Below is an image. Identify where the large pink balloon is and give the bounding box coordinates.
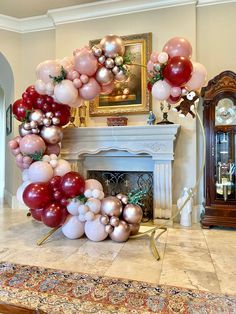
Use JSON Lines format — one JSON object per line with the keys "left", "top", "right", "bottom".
{"left": 19, "top": 134, "right": 46, "bottom": 155}
{"left": 185, "top": 62, "right": 207, "bottom": 90}
{"left": 79, "top": 78, "right": 101, "bottom": 100}
{"left": 53, "top": 159, "right": 72, "bottom": 177}
{"left": 74, "top": 48, "right": 98, "bottom": 77}
{"left": 163, "top": 37, "right": 192, "bottom": 59}
{"left": 36, "top": 60, "right": 61, "bottom": 83}
{"left": 152, "top": 79, "right": 171, "bottom": 100}
{"left": 28, "top": 161, "right": 54, "bottom": 182}
{"left": 45, "top": 143, "right": 60, "bottom": 156}
{"left": 54, "top": 79, "right": 78, "bottom": 105}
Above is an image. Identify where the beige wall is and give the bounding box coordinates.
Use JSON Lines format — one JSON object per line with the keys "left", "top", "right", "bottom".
{"left": 2, "top": 2, "right": 236, "bottom": 208}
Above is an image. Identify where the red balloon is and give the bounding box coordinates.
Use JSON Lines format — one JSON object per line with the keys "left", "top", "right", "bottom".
{"left": 12, "top": 98, "right": 33, "bottom": 121}
{"left": 34, "top": 95, "right": 46, "bottom": 110}
{"left": 41, "top": 202, "right": 67, "bottom": 228}
{"left": 30, "top": 208, "right": 44, "bottom": 221}
{"left": 53, "top": 104, "right": 71, "bottom": 126}
{"left": 163, "top": 56, "right": 193, "bottom": 87}
{"left": 23, "top": 182, "right": 53, "bottom": 209}
{"left": 49, "top": 176, "right": 62, "bottom": 191}
{"left": 60, "top": 171, "right": 85, "bottom": 198}
{"left": 53, "top": 190, "right": 63, "bottom": 201}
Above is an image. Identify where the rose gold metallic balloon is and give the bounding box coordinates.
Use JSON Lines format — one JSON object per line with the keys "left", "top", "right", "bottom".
{"left": 112, "top": 66, "right": 119, "bottom": 75}
{"left": 19, "top": 125, "right": 32, "bottom": 137}
{"left": 100, "top": 215, "right": 109, "bottom": 225}
{"left": 110, "top": 216, "right": 119, "bottom": 227}
{"left": 101, "top": 196, "right": 122, "bottom": 217}
{"left": 30, "top": 121, "right": 38, "bottom": 129}
{"left": 52, "top": 117, "right": 60, "bottom": 125}
{"left": 45, "top": 112, "right": 54, "bottom": 119}
{"left": 43, "top": 118, "right": 51, "bottom": 127}
{"left": 40, "top": 125, "right": 63, "bottom": 144}
{"left": 116, "top": 193, "right": 124, "bottom": 200}
{"left": 29, "top": 109, "right": 44, "bottom": 125}
{"left": 96, "top": 67, "right": 114, "bottom": 85}
{"left": 31, "top": 128, "right": 40, "bottom": 134}
{"left": 105, "top": 58, "right": 115, "bottom": 69}
{"left": 123, "top": 204, "right": 143, "bottom": 224}
{"left": 129, "top": 223, "right": 140, "bottom": 235}
{"left": 115, "top": 56, "right": 123, "bottom": 66}
{"left": 92, "top": 45, "right": 102, "bottom": 57}
{"left": 105, "top": 224, "right": 114, "bottom": 234}
{"left": 115, "top": 70, "right": 127, "bottom": 82}
{"left": 100, "top": 35, "right": 125, "bottom": 58}
{"left": 121, "top": 195, "right": 128, "bottom": 205}
{"left": 110, "top": 220, "right": 130, "bottom": 242}
{"left": 98, "top": 55, "right": 106, "bottom": 64}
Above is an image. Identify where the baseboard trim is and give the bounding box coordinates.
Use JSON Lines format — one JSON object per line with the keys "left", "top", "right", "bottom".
{"left": 4, "top": 189, "right": 27, "bottom": 209}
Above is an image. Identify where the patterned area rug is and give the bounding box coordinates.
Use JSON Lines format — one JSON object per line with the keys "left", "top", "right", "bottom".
{"left": 0, "top": 262, "right": 235, "bottom": 314}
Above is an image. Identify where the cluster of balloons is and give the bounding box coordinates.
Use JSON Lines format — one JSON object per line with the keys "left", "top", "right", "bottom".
{"left": 147, "top": 37, "right": 207, "bottom": 109}
{"left": 34, "top": 34, "right": 128, "bottom": 106}
{"left": 62, "top": 180, "right": 143, "bottom": 243}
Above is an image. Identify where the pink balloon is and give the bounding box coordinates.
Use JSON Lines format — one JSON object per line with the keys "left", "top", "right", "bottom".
{"left": 80, "top": 74, "right": 89, "bottom": 84}
{"left": 152, "top": 80, "right": 171, "bottom": 100}
{"left": 73, "top": 78, "right": 82, "bottom": 89}
{"left": 54, "top": 79, "right": 78, "bottom": 105}
{"left": 19, "top": 134, "right": 46, "bottom": 155}
{"left": 85, "top": 179, "right": 103, "bottom": 191}
{"left": 74, "top": 48, "right": 98, "bottom": 77}
{"left": 8, "top": 140, "right": 18, "bottom": 150}
{"left": 84, "top": 214, "right": 108, "bottom": 241}
{"left": 35, "top": 79, "right": 46, "bottom": 95}
{"left": 150, "top": 52, "right": 159, "bottom": 63}
{"left": 163, "top": 37, "right": 192, "bottom": 59}
{"left": 147, "top": 60, "right": 154, "bottom": 72}
{"left": 36, "top": 60, "right": 61, "bottom": 83}
{"left": 12, "top": 147, "right": 21, "bottom": 156}
{"left": 16, "top": 180, "right": 32, "bottom": 205}
{"left": 79, "top": 77, "right": 101, "bottom": 100}
{"left": 69, "top": 95, "right": 83, "bottom": 108}
{"left": 16, "top": 154, "right": 23, "bottom": 162}
{"left": 170, "top": 86, "right": 181, "bottom": 97}
{"left": 100, "top": 81, "right": 115, "bottom": 95}
{"left": 185, "top": 62, "right": 207, "bottom": 91}
{"left": 45, "top": 144, "right": 61, "bottom": 156}
{"left": 28, "top": 161, "right": 54, "bottom": 182}
{"left": 60, "top": 57, "right": 74, "bottom": 72}
{"left": 62, "top": 215, "right": 85, "bottom": 239}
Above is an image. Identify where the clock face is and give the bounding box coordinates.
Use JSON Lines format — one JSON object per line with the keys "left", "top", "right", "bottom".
{"left": 215, "top": 98, "right": 236, "bottom": 125}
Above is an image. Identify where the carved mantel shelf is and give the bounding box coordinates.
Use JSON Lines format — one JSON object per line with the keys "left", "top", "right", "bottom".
{"left": 61, "top": 124, "right": 180, "bottom": 223}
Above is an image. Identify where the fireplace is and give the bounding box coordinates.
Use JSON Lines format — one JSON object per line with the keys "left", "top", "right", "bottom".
{"left": 61, "top": 125, "right": 180, "bottom": 224}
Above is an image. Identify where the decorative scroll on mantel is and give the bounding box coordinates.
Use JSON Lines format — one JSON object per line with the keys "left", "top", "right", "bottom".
{"left": 61, "top": 124, "right": 180, "bottom": 223}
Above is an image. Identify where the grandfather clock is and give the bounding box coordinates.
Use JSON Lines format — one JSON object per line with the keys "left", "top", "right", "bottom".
{"left": 201, "top": 71, "right": 236, "bottom": 228}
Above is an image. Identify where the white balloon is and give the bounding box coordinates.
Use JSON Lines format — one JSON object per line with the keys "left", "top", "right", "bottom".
{"left": 157, "top": 52, "right": 168, "bottom": 64}
{"left": 78, "top": 204, "right": 89, "bottom": 215}
{"left": 67, "top": 198, "right": 82, "bottom": 216}
{"left": 152, "top": 80, "right": 171, "bottom": 101}
{"left": 78, "top": 214, "right": 86, "bottom": 222}
{"left": 98, "top": 191, "right": 105, "bottom": 200}
{"left": 84, "top": 189, "right": 93, "bottom": 198}
{"left": 62, "top": 215, "right": 85, "bottom": 239}
{"left": 53, "top": 159, "right": 71, "bottom": 177}
{"left": 16, "top": 180, "right": 32, "bottom": 205}
{"left": 34, "top": 79, "right": 46, "bottom": 95}
{"left": 85, "top": 211, "right": 95, "bottom": 221}
{"left": 85, "top": 214, "right": 108, "bottom": 242}
{"left": 86, "top": 198, "right": 101, "bottom": 214}
{"left": 22, "top": 169, "right": 30, "bottom": 182}
{"left": 92, "top": 189, "right": 102, "bottom": 199}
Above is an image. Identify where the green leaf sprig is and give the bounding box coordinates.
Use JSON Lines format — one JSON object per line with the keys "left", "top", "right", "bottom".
{"left": 127, "top": 189, "right": 147, "bottom": 206}
{"left": 50, "top": 66, "right": 67, "bottom": 84}
{"left": 28, "top": 150, "right": 44, "bottom": 161}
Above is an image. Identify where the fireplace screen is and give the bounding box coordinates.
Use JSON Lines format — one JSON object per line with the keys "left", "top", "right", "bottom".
{"left": 88, "top": 171, "right": 153, "bottom": 222}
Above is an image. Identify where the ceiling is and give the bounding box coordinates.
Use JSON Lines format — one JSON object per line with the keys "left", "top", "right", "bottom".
{"left": 0, "top": 0, "right": 103, "bottom": 18}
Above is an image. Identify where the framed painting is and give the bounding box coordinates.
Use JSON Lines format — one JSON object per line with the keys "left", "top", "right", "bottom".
{"left": 6, "top": 104, "right": 12, "bottom": 136}
{"left": 89, "top": 33, "right": 152, "bottom": 116}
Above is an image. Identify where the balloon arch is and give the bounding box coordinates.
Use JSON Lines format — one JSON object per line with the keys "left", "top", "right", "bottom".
{"left": 8, "top": 35, "right": 207, "bottom": 256}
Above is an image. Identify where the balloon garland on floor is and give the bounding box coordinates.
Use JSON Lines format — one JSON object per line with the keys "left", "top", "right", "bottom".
{"left": 9, "top": 35, "right": 207, "bottom": 260}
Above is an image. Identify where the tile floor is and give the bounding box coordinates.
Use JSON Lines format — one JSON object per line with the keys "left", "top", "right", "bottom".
{"left": 0, "top": 204, "right": 236, "bottom": 296}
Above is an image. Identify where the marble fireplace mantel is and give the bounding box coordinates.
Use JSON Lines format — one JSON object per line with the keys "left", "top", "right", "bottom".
{"left": 61, "top": 125, "right": 180, "bottom": 223}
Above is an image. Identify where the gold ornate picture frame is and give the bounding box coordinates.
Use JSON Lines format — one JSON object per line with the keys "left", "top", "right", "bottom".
{"left": 89, "top": 33, "right": 152, "bottom": 116}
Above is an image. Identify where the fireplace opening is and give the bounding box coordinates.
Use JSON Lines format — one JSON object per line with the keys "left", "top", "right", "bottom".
{"left": 88, "top": 171, "right": 153, "bottom": 222}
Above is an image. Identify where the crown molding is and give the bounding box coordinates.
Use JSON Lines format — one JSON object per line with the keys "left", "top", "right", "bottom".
{"left": 48, "top": 0, "right": 196, "bottom": 25}
{"left": 0, "top": 0, "right": 234, "bottom": 33}
{"left": 0, "top": 14, "right": 54, "bottom": 33}
{"left": 197, "top": 0, "right": 235, "bottom": 6}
